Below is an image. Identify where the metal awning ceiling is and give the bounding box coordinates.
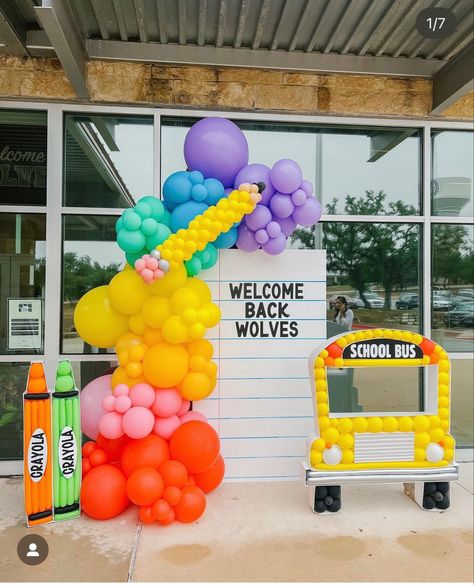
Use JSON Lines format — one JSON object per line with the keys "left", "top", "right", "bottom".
{"left": 1, "top": 0, "right": 473, "bottom": 114}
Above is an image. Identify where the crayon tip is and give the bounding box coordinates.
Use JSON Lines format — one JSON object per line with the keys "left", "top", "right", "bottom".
{"left": 27, "top": 362, "right": 47, "bottom": 394}
{"left": 55, "top": 360, "right": 76, "bottom": 392}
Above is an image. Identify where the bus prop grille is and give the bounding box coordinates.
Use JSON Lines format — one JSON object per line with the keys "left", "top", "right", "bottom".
{"left": 354, "top": 432, "right": 415, "bottom": 463}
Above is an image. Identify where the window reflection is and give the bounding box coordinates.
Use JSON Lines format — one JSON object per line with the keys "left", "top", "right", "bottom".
{"left": 0, "top": 362, "right": 28, "bottom": 460}
{"left": 64, "top": 114, "right": 153, "bottom": 208}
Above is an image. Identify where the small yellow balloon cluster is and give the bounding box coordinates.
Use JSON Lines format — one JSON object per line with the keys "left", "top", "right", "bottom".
{"left": 157, "top": 185, "right": 261, "bottom": 272}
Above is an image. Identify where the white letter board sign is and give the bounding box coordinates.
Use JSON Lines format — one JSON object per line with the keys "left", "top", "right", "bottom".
{"left": 8, "top": 298, "right": 43, "bottom": 350}
{"left": 202, "top": 249, "right": 326, "bottom": 481}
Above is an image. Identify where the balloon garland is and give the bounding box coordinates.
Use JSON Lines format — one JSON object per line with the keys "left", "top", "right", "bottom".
{"left": 76, "top": 117, "right": 322, "bottom": 526}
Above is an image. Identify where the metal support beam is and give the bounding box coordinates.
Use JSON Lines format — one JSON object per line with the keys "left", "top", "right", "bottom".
{"left": 431, "top": 42, "right": 474, "bottom": 115}
{"left": 86, "top": 38, "right": 443, "bottom": 77}
{"left": 0, "top": 1, "right": 29, "bottom": 56}
{"left": 34, "top": 0, "right": 90, "bottom": 99}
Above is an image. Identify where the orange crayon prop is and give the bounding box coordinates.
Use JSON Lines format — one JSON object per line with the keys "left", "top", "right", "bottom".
{"left": 23, "top": 362, "right": 53, "bottom": 526}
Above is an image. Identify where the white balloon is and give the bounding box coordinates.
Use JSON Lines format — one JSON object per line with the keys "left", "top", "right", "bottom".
{"left": 426, "top": 442, "right": 444, "bottom": 463}
{"left": 323, "top": 445, "right": 342, "bottom": 465}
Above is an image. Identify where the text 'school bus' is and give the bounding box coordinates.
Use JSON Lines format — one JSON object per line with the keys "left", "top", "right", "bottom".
{"left": 303, "top": 329, "right": 459, "bottom": 514}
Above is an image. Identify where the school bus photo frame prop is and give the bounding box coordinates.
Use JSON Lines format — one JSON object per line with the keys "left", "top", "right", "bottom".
{"left": 303, "top": 329, "right": 459, "bottom": 514}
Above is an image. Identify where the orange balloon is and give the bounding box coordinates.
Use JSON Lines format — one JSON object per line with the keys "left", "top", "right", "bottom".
{"left": 126, "top": 467, "right": 164, "bottom": 506}
{"left": 29, "top": 363, "right": 44, "bottom": 378}
{"left": 139, "top": 505, "right": 155, "bottom": 524}
{"left": 142, "top": 341, "right": 189, "bottom": 388}
{"left": 163, "top": 486, "right": 182, "bottom": 506}
{"left": 169, "top": 421, "right": 220, "bottom": 474}
{"left": 82, "top": 441, "right": 96, "bottom": 458}
{"left": 152, "top": 498, "right": 171, "bottom": 522}
{"left": 159, "top": 460, "right": 188, "bottom": 488}
{"left": 89, "top": 448, "right": 107, "bottom": 467}
{"left": 28, "top": 378, "right": 47, "bottom": 393}
{"left": 174, "top": 486, "right": 206, "bottom": 523}
{"left": 81, "top": 464, "right": 129, "bottom": 520}
{"left": 121, "top": 435, "right": 170, "bottom": 477}
{"left": 82, "top": 458, "right": 91, "bottom": 478}
{"left": 96, "top": 433, "right": 128, "bottom": 463}
{"left": 193, "top": 454, "right": 225, "bottom": 493}
{"left": 158, "top": 508, "right": 176, "bottom": 526}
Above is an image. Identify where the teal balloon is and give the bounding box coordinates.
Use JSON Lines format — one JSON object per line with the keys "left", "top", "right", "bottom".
{"left": 126, "top": 248, "right": 147, "bottom": 267}
{"left": 115, "top": 216, "right": 124, "bottom": 234}
{"left": 140, "top": 196, "right": 165, "bottom": 221}
{"left": 122, "top": 211, "right": 142, "bottom": 231}
{"left": 161, "top": 208, "right": 171, "bottom": 226}
{"left": 117, "top": 228, "right": 146, "bottom": 253}
{"left": 201, "top": 243, "right": 218, "bottom": 269}
{"left": 141, "top": 217, "right": 158, "bottom": 236}
{"left": 134, "top": 201, "right": 153, "bottom": 219}
{"left": 196, "top": 247, "right": 210, "bottom": 265}
{"left": 214, "top": 226, "right": 238, "bottom": 249}
{"left": 145, "top": 223, "right": 171, "bottom": 249}
{"left": 185, "top": 256, "right": 202, "bottom": 276}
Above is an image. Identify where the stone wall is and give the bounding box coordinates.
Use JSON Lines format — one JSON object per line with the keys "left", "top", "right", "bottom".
{"left": 0, "top": 56, "right": 472, "bottom": 120}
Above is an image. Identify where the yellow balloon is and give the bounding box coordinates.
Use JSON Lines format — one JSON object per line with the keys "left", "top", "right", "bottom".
{"left": 115, "top": 332, "right": 143, "bottom": 355}
{"left": 112, "top": 365, "right": 146, "bottom": 389}
{"left": 129, "top": 313, "right": 147, "bottom": 335}
{"left": 187, "top": 339, "right": 214, "bottom": 360}
{"left": 108, "top": 270, "right": 151, "bottom": 315}
{"left": 200, "top": 302, "right": 221, "bottom": 327}
{"left": 170, "top": 287, "right": 201, "bottom": 314}
{"left": 142, "top": 296, "right": 172, "bottom": 328}
{"left": 74, "top": 285, "right": 129, "bottom": 348}
{"left": 149, "top": 263, "right": 187, "bottom": 297}
{"left": 143, "top": 327, "right": 163, "bottom": 346}
{"left": 185, "top": 277, "right": 211, "bottom": 303}
{"left": 179, "top": 371, "right": 212, "bottom": 401}
{"left": 162, "top": 315, "right": 189, "bottom": 344}
{"left": 142, "top": 341, "right": 189, "bottom": 387}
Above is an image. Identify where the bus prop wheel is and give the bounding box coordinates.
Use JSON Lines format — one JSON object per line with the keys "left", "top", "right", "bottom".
{"left": 313, "top": 485, "right": 342, "bottom": 514}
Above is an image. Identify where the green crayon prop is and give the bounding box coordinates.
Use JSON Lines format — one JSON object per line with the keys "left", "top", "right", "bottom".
{"left": 52, "top": 360, "right": 82, "bottom": 521}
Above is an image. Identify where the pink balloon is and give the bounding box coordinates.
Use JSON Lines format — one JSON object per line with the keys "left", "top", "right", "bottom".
{"left": 153, "top": 415, "right": 181, "bottom": 440}
{"left": 114, "top": 395, "right": 132, "bottom": 413}
{"left": 98, "top": 411, "right": 124, "bottom": 440}
{"left": 122, "top": 406, "right": 154, "bottom": 439}
{"left": 102, "top": 395, "right": 116, "bottom": 412}
{"left": 152, "top": 388, "right": 182, "bottom": 418}
{"left": 129, "top": 383, "right": 155, "bottom": 408}
{"left": 176, "top": 399, "right": 191, "bottom": 417}
{"left": 113, "top": 383, "right": 130, "bottom": 397}
{"left": 180, "top": 411, "right": 207, "bottom": 424}
{"left": 80, "top": 374, "right": 113, "bottom": 440}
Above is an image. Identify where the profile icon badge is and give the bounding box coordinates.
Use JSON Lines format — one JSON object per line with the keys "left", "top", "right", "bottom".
{"left": 17, "top": 534, "right": 49, "bottom": 566}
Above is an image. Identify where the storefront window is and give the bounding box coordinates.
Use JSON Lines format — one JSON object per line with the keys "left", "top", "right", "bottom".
{"left": 432, "top": 224, "right": 473, "bottom": 352}
{"left": 0, "top": 362, "right": 28, "bottom": 460}
{"left": 450, "top": 359, "right": 474, "bottom": 448}
{"left": 0, "top": 109, "right": 47, "bottom": 206}
{"left": 0, "top": 213, "right": 46, "bottom": 354}
{"left": 162, "top": 118, "right": 421, "bottom": 215}
{"left": 62, "top": 215, "right": 123, "bottom": 353}
{"left": 432, "top": 131, "right": 473, "bottom": 217}
{"left": 64, "top": 114, "right": 154, "bottom": 208}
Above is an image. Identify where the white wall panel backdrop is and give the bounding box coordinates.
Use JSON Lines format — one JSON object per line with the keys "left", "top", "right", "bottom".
{"left": 202, "top": 250, "right": 326, "bottom": 480}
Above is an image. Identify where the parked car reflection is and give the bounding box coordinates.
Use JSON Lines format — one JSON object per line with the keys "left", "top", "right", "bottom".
{"left": 444, "top": 302, "right": 474, "bottom": 328}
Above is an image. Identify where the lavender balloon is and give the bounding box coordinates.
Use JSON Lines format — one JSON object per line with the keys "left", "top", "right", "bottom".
{"left": 234, "top": 163, "right": 275, "bottom": 205}
{"left": 184, "top": 117, "right": 249, "bottom": 187}
{"left": 292, "top": 196, "right": 322, "bottom": 227}
{"left": 245, "top": 204, "right": 272, "bottom": 231}
{"left": 255, "top": 229, "right": 269, "bottom": 245}
{"left": 262, "top": 233, "right": 287, "bottom": 255}
{"left": 274, "top": 216, "right": 297, "bottom": 237}
{"left": 291, "top": 189, "right": 307, "bottom": 207}
{"left": 270, "top": 159, "right": 303, "bottom": 194}
{"left": 236, "top": 223, "right": 260, "bottom": 252}
{"left": 270, "top": 193, "right": 294, "bottom": 219}
{"left": 300, "top": 179, "right": 313, "bottom": 196}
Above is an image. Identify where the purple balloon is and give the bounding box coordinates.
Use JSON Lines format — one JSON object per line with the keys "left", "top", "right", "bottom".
{"left": 255, "top": 229, "right": 269, "bottom": 244}
{"left": 292, "top": 196, "right": 322, "bottom": 227}
{"left": 291, "top": 189, "right": 307, "bottom": 207}
{"left": 234, "top": 163, "right": 275, "bottom": 205}
{"left": 262, "top": 233, "right": 287, "bottom": 255}
{"left": 236, "top": 223, "right": 260, "bottom": 252}
{"left": 184, "top": 118, "right": 249, "bottom": 187}
{"left": 274, "top": 216, "right": 297, "bottom": 237}
{"left": 245, "top": 204, "right": 271, "bottom": 231}
{"left": 266, "top": 221, "right": 282, "bottom": 238}
{"left": 300, "top": 179, "right": 313, "bottom": 196}
{"left": 270, "top": 193, "right": 294, "bottom": 219}
{"left": 270, "top": 159, "right": 303, "bottom": 194}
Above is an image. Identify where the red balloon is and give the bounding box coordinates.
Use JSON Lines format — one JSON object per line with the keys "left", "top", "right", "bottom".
{"left": 96, "top": 433, "right": 129, "bottom": 463}
{"left": 159, "top": 460, "right": 188, "bottom": 488}
{"left": 158, "top": 507, "right": 175, "bottom": 526}
{"left": 174, "top": 486, "right": 206, "bottom": 523}
{"left": 169, "top": 421, "right": 220, "bottom": 474}
{"left": 82, "top": 441, "right": 96, "bottom": 458}
{"left": 121, "top": 434, "right": 170, "bottom": 477}
{"left": 193, "top": 454, "right": 225, "bottom": 493}
{"left": 82, "top": 457, "right": 91, "bottom": 478}
{"left": 81, "top": 464, "right": 129, "bottom": 520}
{"left": 126, "top": 466, "right": 164, "bottom": 506}
{"left": 152, "top": 498, "right": 171, "bottom": 522}
{"left": 89, "top": 448, "right": 107, "bottom": 467}
{"left": 163, "top": 486, "right": 181, "bottom": 506}
{"left": 139, "top": 505, "right": 155, "bottom": 524}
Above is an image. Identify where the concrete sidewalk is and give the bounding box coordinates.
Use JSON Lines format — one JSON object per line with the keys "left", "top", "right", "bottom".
{"left": 1, "top": 462, "right": 472, "bottom": 582}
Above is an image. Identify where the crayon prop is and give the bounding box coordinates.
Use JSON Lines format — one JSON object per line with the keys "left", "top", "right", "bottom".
{"left": 52, "top": 360, "right": 82, "bottom": 521}
{"left": 23, "top": 362, "right": 53, "bottom": 527}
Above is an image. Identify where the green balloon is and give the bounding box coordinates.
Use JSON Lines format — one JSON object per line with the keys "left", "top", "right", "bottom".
{"left": 185, "top": 256, "right": 202, "bottom": 276}
{"left": 161, "top": 208, "right": 171, "bottom": 227}
{"left": 122, "top": 211, "right": 142, "bottom": 231}
{"left": 117, "top": 228, "right": 146, "bottom": 253}
{"left": 134, "top": 201, "right": 153, "bottom": 219}
{"left": 201, "top": 243, "right": 218, "bottom": 269}
{"left": 145, "top": 224, "right": 171, "bottom": 250}
{"left": 126, "top": 247, "right": 147, "bottom": 267}
{"left": 140, "top": 196, "right": 164, "bottom": 221}
{"left": 57, "top": 361, "right": 71, "bottom": 376}
{"left": 141, "top": 217, "right": 158, "bottom": 236}
{"left": 55, "top": 374, "right": 74, "bottom": 392}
